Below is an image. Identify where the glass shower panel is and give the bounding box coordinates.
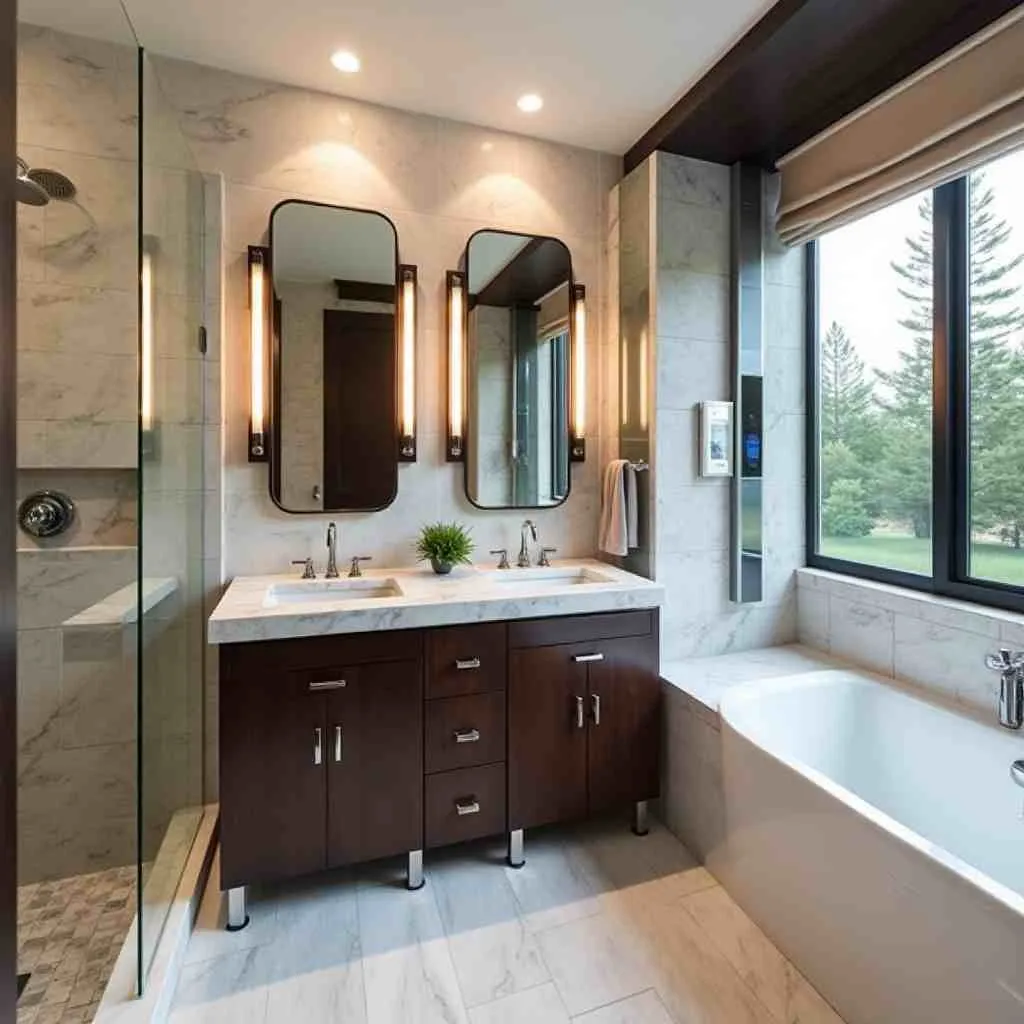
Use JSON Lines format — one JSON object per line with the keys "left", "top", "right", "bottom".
{"left": 15, "top": 2, "right": 143, "bottom": 1015}
{"left": 137, "top": 54, "right": 207, "bottom": 982}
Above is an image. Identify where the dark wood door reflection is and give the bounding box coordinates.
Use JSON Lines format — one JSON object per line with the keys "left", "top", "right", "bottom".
{"left": 322, "top": 309, "right": 396, "bottom": 510}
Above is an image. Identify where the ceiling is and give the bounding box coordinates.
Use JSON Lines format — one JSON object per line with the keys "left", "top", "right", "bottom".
{"left": 19, "top": 0, "right": 779, "bottom": 155}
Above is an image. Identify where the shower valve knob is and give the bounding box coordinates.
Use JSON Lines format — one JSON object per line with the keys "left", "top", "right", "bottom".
{"left": 18, "top": 490, "right": 75, "bottom": 538}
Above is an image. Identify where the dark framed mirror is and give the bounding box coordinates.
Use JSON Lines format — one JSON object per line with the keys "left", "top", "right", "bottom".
{"left": 269, "top": 200, "right": 401, "bottom": 513}
{"left": 464, "top": 230, "right": 573, "bottom": 509}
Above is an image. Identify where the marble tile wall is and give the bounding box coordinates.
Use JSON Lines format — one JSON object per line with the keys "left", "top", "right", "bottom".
{"left": 797, "top": 567, "right": 1020, "bottom": 718}
{"left": 17, "top": 24, "right": 139, "bottom": 470}
{"left": 152, "top": 56, "right": 621, "bottom": 578}
{"left": 17, "top": 547, "right": 138, "bottom": 882}
{"left": 622, "top": 154, "right": 804, "bottom": 662}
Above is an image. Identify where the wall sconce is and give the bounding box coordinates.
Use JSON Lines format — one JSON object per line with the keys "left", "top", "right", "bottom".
{"left": 248, "top": 245, "right": 270, "bottom": 462}
{"left": 446, "top": 270, "right": 466, "bottom": 461}
{"left": 398, "top": 263, "right": 417, "bottom": 462}
{"left": 571, "top": 283, "right": 587, "bottom": 462}
{"left": 140, "top": 237, "right": 156, "bottom": 457}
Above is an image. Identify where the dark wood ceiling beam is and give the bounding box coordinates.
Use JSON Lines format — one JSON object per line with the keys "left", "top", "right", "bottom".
{"left": 625, "top": 0, "right": 1021, "bottom": 173}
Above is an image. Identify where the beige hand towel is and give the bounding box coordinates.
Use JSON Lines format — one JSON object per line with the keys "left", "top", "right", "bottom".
{"left": 599, "top": 459, "right": 630, "bottom": 556}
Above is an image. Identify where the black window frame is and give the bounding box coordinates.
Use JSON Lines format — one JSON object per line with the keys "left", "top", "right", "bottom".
{"left": 806, "top": 174, "right": 1024, "bottom": 615}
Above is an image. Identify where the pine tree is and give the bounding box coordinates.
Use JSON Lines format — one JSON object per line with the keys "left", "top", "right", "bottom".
{"left": 879, "top": 175, "right": 1024, "bottom": 540}
{"left": 820, "top": 321, "right": 874, "bottom": 448}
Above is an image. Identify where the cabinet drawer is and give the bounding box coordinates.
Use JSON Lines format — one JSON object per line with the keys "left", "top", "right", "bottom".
{"left": 425, "top": 692, "right": 506, "bottom": 774}
{"left": 508, "top": 610, "right": 656, "bottom": 649}
{"left": 425, "top": 763, "right": 506, "bottom": 848}
{"left": 427, "top": 623, "right": 507, "bottom": 699}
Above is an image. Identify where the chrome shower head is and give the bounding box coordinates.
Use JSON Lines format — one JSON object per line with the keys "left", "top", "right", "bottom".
{"left": 16, "top": 158, "right": 49, "bottom": 207}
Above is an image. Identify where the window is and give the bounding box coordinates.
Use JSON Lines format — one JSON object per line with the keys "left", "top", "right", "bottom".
{"left": 808, "top": 147, "right": 1024, "bottom": 610}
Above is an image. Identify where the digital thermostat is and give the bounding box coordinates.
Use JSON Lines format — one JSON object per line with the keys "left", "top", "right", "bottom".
{"left": 699, "top": 401, "right": 734, "bottom": 478}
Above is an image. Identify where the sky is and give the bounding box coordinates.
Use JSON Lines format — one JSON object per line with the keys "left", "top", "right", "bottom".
{"left": 817, "top": 147, "right": 1024, "bottom": 377}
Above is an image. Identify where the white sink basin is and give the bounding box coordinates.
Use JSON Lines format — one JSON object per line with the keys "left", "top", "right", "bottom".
{"left": 476, "top": 566, "right": 614, "bottom": 588}
{"left": 264, "top": 578, "right": 403, "bottom": 606}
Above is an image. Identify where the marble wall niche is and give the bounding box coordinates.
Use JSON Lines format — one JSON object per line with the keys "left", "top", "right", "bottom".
{"left": 617, "top": 153, "right": 805, "bottom": 662}
{"left": 153, "top": 55, "right": 621, "bottom": 577}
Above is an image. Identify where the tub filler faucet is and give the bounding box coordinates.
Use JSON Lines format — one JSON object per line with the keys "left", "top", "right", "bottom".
{"left": 984, "top": 648, "right": 1024, "bottom": 729}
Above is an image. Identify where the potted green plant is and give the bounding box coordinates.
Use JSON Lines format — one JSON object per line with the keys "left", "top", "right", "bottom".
{"left": 416, "top": 521, "right": 475, "bottom": 575}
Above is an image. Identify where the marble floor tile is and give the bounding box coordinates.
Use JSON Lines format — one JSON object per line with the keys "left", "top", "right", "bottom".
{"left": 682, "top": 886, "right": 844, "bottom": 1024}
{"left": 357, "top": 862, "right": 469, "bottom": 1024}
{"left": 431, "top": 844, "right": 550, "bottom": 1008}
{"left": 573, "top": 990, "right": 675, "bottom": 1024}
{"left": 466, "top": 983, "right": 570, "bottom": 1024}
{"left": 173, "top": 821, "right": 846, "bottom": 1024}
{"left": 502, "top": 829, "right": 602, "bottom": 934}
{"left": 170, "top": 949, "right": 270, "bottom": 1024}
{"left": 536, "top": 912, "right": 657, "bottom": 1016}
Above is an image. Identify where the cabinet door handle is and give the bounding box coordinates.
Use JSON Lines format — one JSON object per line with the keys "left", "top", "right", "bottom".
{"left": 453, "top": 728, "right": 481, "bottom": 744}
{"left": 455, "top": 797, "right": 481, "bottom": 816}
{"left": 573, "top": 653, "right": 604, "bottom": 663}
{"left": 308, "top": 679, "right": 347, "bottom": 691}
{"left": 334, "top": 725, "right": 343, "bottom": 763}
{"left": 455, "top": 658, "right": 481, "bottom": 671}
{"left": 313, "top": 727, "right": 323, "bottom": 766}
{"left": 591, "top": 693, "right": 601, "bottom": 726}
{"left": 575, "top": 695, "right": 585, "bottom": 729}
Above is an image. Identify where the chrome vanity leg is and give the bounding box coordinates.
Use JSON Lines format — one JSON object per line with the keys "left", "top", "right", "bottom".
{"left": 407, "top": 849, "right": 424, "bottom": 891}
{"left": 632, "top": 800, "right": 649, "bottom": 837}
{"left": 507, "top": 828, "right": 525, "bottom": 869}
{"left": 225, "top": 886, "right": 249, "bottom": 932}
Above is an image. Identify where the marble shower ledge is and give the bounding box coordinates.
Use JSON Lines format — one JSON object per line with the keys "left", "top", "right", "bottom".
{"left": 62, "top": 576, "right": 178, "bottom": 629}
{"left": 209, "top": 559, "right": 663, "bottom": 645}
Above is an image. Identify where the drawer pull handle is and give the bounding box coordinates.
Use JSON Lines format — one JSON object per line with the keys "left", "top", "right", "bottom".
{"left": 334, "top": 725, "right": 343, "bottom": 763}
{"left": 592, "top": 693, "right": 601, "bottom": 726}
{"left": 575, "top": 695, "right": 585, "bottom": 730}
{"left": 309, "top": 679, "right": 347, "bottom": 691}
{"left": 454, "top": 728, "right": 481, "bottom": 744}
{"left": 573, "top": 653, "right": 604, "bottom": 663}
{"left": 455, "top": 658, "right": 481, "bottom": 671}
{"left": 455, "top": 797, "right": 481, "bottom": 816}
{"left": 313, "top": 727, "right": 323, "bottom": 766}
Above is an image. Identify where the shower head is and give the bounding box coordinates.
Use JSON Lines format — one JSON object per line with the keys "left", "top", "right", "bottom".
{"left": 15, "top": 158, "right": 78, "bottom": 206}
{"left": 16, "top": 158, "right": 49, "bottom": 207}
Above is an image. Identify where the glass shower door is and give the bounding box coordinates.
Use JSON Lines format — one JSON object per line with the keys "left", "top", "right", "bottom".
{"left": 137, "top": 52, "right": 207, "bottom": 983}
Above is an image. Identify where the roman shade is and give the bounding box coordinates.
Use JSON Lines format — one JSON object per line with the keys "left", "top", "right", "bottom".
{"left": 776, "top": 7, "right": 1024, "bottom": 247}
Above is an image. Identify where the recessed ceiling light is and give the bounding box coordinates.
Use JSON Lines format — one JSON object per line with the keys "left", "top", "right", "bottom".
{"left": 330, "top": 50, "right": 361, "bottom": 74}
{"left": 517, "top": 93, "right": 543, "bottom": 114}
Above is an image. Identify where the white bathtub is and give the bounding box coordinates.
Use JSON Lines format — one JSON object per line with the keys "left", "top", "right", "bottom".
{"left": 715, "top": 669, "right": 1024, "bottom": 1024}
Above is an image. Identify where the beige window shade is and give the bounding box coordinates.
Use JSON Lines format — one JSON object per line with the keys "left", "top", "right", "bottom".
{"left": 776, "top": 8, "right": 1024, "bottom": 247}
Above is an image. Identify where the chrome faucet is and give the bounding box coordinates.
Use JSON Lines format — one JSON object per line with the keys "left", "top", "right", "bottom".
{"left": 984, "top": 648, "right": 1024, "bottom": 729}
{"left": 518, "top": 520, "right": 537, "bottom": 568}
{"left": 326, "top": 522, "right": 339, "bottom": 579}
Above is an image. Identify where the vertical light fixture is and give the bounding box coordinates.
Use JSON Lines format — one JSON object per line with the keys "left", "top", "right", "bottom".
{"left": 140, "top": 236, "right": 156, "bottom": 456}
{"left": 397, "top": 263, "right": 417, "bottom": 461}
{"left": 446, "top": 270, "right": 466, "bottom": 461}
{"left": 639, "top": 327, "right": 649, "bottom": 433}
{"left": 570, "top": 283, "right": 587, "bottom": 461}
{"left": 248, "top": 245, "right": 269, "bottom": 462}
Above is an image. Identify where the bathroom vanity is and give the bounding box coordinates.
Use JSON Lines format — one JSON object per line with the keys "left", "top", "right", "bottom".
{"left": 210, "top": 561, "right": 663, "bottom": 926}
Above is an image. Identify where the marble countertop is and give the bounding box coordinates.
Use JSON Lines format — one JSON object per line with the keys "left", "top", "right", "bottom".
{"left": 208, "top": 559, "right": 664, "bottom": 645}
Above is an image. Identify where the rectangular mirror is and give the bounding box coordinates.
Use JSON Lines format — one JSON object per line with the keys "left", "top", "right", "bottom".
{"left": 270, "top": 200, "right": 399, "bottom": 513}
{"left": 464, "top": 231, "right": 573, "bottom": 509}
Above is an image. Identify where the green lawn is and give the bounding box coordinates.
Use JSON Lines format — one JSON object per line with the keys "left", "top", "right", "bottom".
{"left": 821, "top": 533, "right": 1024, "bottom": 584}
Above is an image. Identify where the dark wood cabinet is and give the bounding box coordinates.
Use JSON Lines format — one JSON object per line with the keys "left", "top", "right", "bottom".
{"left": 220, "top": 661, "right": 327, "bottom": 888}
{"left": 508, "top": 611, "right": 660, "bottom": 832}
{"left": 219, "top": 608, "right": 659, "bottom": 906}
{"left": 220, "top": 632, "right": 424, "bottom": 891}
{"left": 326, "top": 659, "right": 423, "bottom": 867}
{"left": 508, "top": 645, "right": 589, "bottom": 830}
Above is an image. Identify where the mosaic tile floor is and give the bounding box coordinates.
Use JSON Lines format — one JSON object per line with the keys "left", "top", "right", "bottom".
{"left": 17, "top": 865, "right": 136, "bottom": 1024}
